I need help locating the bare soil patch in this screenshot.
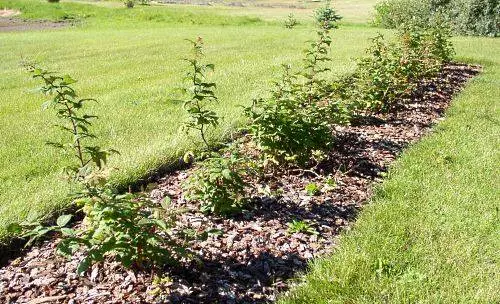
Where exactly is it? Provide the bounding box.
[0,17,69,32]
[0,9,20,17]
[156,0,309,9]
[0,64,480,303]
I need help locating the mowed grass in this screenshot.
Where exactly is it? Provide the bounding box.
[279,37,500,303]
[0,0,383,241]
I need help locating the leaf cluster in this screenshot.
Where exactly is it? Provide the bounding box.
[287,219,318,235]
[11,191,180,274]
[182,147,255,215]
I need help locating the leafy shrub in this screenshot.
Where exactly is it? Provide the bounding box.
[245,22,352,166]
[244,64,333,165]
[374,0,433,29]
[13,190,179,274]
[345,23,455,112]
[299,26,333,104]
[314,2,342,30]
[448,0,499,37]
[179,37,219,150]
[10,65,181,274]
[182,147,252,215]
[298,25,351,125]
[349,34,412,112]
[284,13,298,29]
[124,0,135,8]
[374,0,499,37]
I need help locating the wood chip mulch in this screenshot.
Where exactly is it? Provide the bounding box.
[0,63,480,304]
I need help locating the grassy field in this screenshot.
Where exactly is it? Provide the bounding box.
[279,37,500,303]
[0,0,383,241]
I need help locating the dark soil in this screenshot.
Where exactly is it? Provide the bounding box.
[0,63,480,304]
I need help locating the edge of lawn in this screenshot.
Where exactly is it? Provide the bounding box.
[278,57,500,303]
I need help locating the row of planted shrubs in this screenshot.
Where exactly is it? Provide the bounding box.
[374,0,499,37]
[9,9,455,274]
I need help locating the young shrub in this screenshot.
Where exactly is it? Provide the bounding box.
[424,19,455,63]
[15,190,179,274]
[124,0,135,8]
[70,189,179,272]
[179,37,219,151]
[350,34,411,112]
[299,26,333,104]
[244,64,333,165]
[10,65,181,274]
[23,64,117,182]
[314,2,342,30]
[284,13,299,29]
[397,21,455,81]
[297,23,350,125]
[245,21,351,166]
[348,22,455,113]
[182,147,252,215]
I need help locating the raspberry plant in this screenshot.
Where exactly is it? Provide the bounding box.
[345,23,455,113]
[180,37,219,151]
[299,26,333,104]
[9,65,182,274]
[23,64,117,181]
[182,146,253,215]
[245,21,350,166]
[244,64,332,165]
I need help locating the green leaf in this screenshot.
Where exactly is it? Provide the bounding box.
[61,228,76,236]
[161,197,172,209]
[7,223,22,234]
[222,169,232,180]
[56,214,72,227]
[62,75,77,85]
[77,256,92,275]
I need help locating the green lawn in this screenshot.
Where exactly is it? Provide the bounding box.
[0,0,382,242]
[279,36,500,303]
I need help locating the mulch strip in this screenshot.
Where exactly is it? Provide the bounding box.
[0,63,480,304]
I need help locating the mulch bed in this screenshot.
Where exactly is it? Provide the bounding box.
[0,63,480,304]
